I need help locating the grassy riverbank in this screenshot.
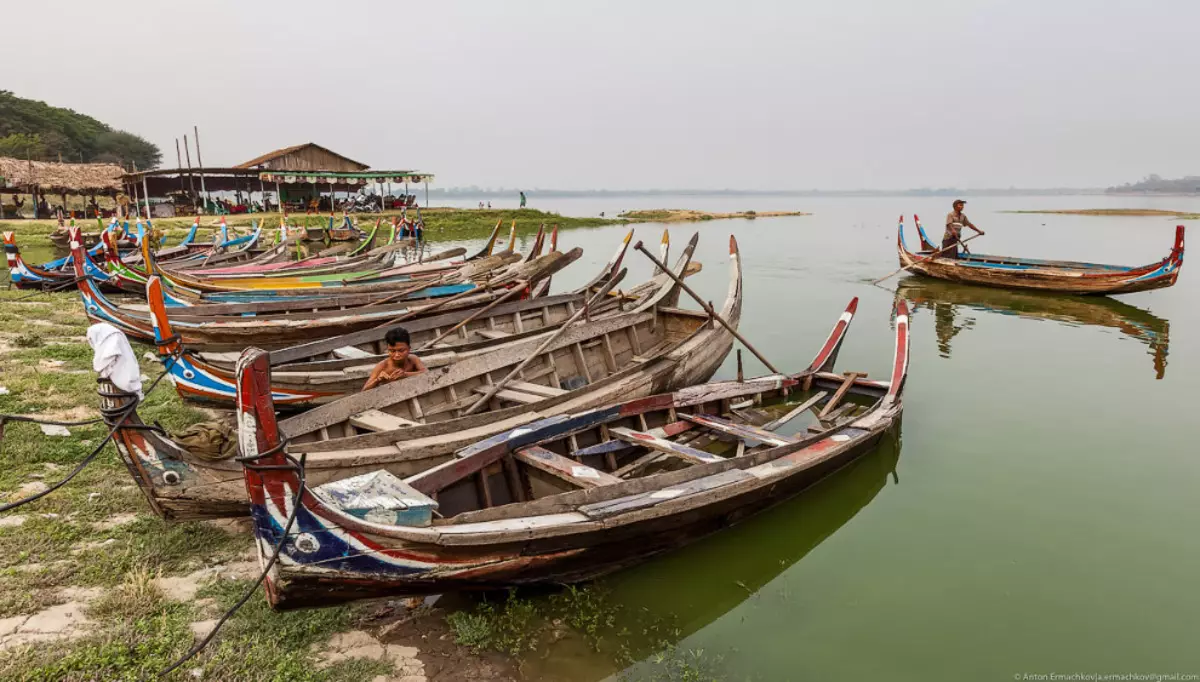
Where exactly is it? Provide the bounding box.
[1,205,810,251]
[0,288,523,680]
[0,277,708,681]
[0,208,622,244]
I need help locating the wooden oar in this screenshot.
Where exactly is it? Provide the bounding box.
[872,233,984,285]
[462,271,625,416]
[633,240,780,375]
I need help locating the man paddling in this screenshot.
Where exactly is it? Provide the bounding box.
[944,199,984,258]
[363,327,428,390]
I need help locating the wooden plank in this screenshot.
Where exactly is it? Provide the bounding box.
[809,404,856,432]
[515,445,621,488]
[762,391,828,430]
[631,339,672,363]
[818,373,865,419]
[506,381,566,397]
[474,329,512,340]
[579,469,752,519]
[608,427,724,465]
[349,409,419,432]
[614,451,666,478]
[678,413,796,447]
[574,439,634,458]
[332,346,375,360]
[472,386,544,405]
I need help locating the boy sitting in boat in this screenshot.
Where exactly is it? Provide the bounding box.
[363,328,428,390]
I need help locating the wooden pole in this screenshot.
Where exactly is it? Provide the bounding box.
[414,280,530,352]
[633,240,779,374]
[424,180,429,208]
[183,135,197,212]
[871,233,984,285]
[463,273,623,416]
[193,125,208,207]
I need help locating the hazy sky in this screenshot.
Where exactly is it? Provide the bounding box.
[4,0,1198,190]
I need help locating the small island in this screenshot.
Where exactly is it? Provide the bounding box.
[1002,208,1198,218]
[618,209,809,222]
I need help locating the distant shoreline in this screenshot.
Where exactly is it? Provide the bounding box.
[1002,208,1199,218]
[618,209,808,223]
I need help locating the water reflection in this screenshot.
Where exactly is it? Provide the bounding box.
[896,276,1171,379]
[529,434,902,681]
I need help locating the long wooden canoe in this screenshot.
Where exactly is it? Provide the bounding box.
[897,216,1184,295]
[229,297,907,607]
[74,242,573,350]
[98,234,740,520]
[146,233,690,408]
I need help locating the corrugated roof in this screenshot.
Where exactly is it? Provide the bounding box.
[234,143,368,170]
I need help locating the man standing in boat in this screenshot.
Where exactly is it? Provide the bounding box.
[944,199,984,258]
[363,328,428,390]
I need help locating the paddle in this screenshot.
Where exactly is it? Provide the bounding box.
[871,232,984,285]
[633,238,781,375]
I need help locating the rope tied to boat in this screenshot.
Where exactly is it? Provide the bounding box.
[0,351,182,513]
[3,275,88,302]
[159,440,307,678]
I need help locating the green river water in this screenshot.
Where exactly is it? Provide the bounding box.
[7,195,1198,681]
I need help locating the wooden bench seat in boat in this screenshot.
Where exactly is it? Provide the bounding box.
[350,409,420,432]
[678,413,796,447]
[608,427,725,464]
[514,445,621,488]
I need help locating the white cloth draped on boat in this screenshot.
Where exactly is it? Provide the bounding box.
[87,323,143,399]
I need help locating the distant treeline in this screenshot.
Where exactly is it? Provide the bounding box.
[1106,174,1200,195]
[0,91,161,170]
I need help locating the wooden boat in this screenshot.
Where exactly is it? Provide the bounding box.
[98,234,738,520]
[896,276,1171,379]
[897,216,1185,295]
[229,296,908,607]
[145,232,689,409]
[74,244,571,350]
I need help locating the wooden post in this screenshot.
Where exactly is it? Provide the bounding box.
[193,125,208,208]
[633,239,780,374]
[736,349,744,383]
[183,134,197,212]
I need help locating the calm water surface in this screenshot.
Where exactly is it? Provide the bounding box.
[7,195,1199,680]
[527,195,1200,681]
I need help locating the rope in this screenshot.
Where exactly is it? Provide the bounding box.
[2,275,86,303]
[0,352,180,513]
[158,440,306,678]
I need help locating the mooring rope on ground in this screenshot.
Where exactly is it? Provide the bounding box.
[0,350,181,513]
[158,442,307,678]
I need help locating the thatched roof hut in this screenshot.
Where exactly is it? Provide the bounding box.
[0,156,125,194]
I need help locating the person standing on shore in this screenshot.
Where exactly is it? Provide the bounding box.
[943,199,984,258]
[519,191,527,208]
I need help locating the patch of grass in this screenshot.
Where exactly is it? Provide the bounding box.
[549,585,619,652]
[191,578,390,681]
[621,645,727,682]
[447,590,542,658]
[87,567,165,622]
[13,331,44,348]
[0,590,196,681]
